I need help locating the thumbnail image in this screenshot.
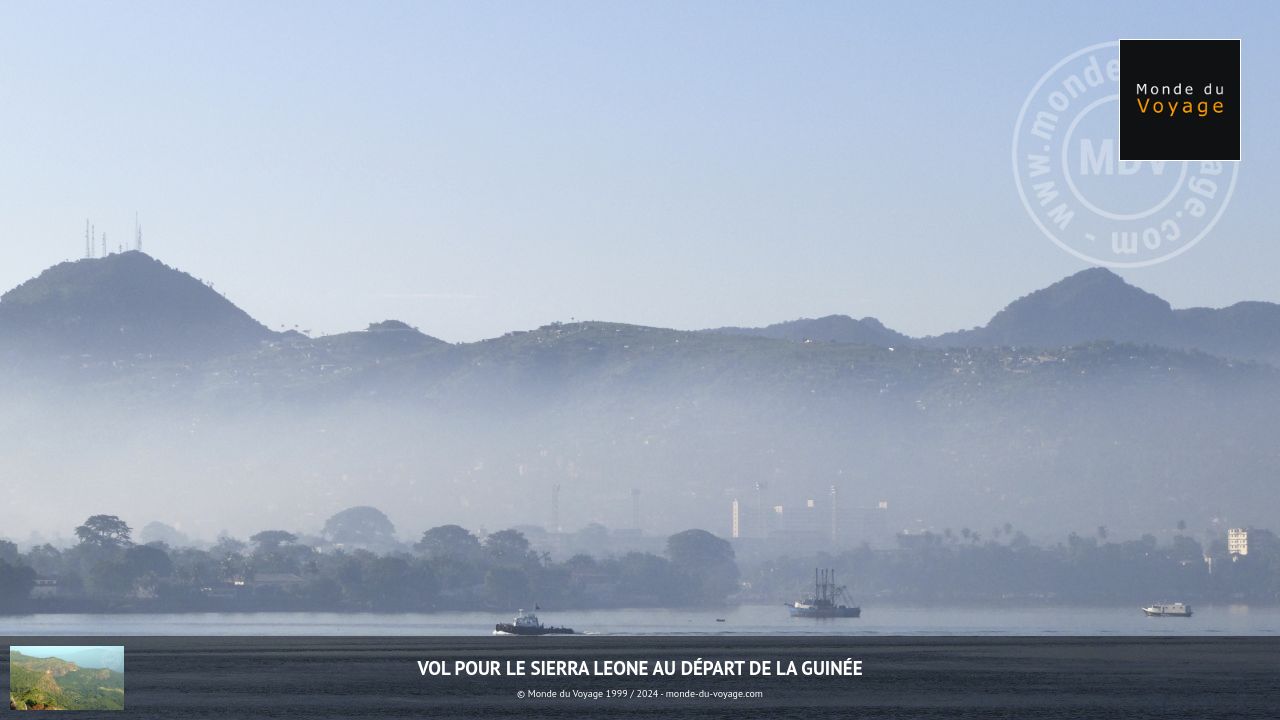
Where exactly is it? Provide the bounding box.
[9,646,124,711]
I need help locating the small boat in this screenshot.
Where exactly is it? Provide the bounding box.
[788,568,861,618]
[494,609,575,635]
[1143,602,1193,617]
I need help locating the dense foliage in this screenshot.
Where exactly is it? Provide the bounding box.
[6,512,1279,616]
[745,527,1280,604]
[0,513,740,613]
[9,651,124,711]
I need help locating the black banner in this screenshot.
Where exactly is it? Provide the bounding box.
[5,636,1278,719]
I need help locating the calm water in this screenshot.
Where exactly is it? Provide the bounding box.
[3,604,1278,636]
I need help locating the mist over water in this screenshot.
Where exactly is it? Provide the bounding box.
[3,254,1280,616]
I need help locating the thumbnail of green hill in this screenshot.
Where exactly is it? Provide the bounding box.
[9,650,124,711]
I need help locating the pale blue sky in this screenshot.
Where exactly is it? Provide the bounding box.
[12,645,124,672]
[0,1,1275,341]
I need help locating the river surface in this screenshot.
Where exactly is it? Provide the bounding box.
[3,603,1278,635]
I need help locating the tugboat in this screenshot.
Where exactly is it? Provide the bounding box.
[788,568,861,618]
[1142,602,1193,617]
[494,609,575,635]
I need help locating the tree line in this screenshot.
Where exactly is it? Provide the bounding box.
[0,507,739,613]
[744,527,1280,604]
[5,509,1278,613]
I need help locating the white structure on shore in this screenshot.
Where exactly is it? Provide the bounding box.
[1228,528,1249,556]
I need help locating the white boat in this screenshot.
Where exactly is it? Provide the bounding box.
[1142,602,1192,617]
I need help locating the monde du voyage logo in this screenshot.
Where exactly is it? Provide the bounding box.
[1013,40,1240,267]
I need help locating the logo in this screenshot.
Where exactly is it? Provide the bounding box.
[1013,42,1238,267]
[1119,39,1240,161]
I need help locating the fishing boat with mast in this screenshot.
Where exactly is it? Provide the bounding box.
[788,568,861,618]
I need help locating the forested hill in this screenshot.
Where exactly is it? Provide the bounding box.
[0,251,273,359]
[712,267,1280,366]
[9,651,124,711]
[1,253,1278,540]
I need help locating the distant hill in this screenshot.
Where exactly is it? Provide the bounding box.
[10,253,1280,365]
[9,650,124,711]
[923,268,1280,364]
[926,268,1176,349]
[311,320,448,357]
[708,315,913,347]
[21,314,1274,538]
[0,251,274,359]
[4,253,1280,539]
[711,269,1280,365]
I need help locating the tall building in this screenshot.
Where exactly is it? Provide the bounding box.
[1228,528,1249,556]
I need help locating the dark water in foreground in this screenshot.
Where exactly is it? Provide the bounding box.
[2,636,1276,719]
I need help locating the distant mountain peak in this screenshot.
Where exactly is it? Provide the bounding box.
[310,318,447,355]
[1033,266,1163,303]
[367,319,418,333]
[0,251,274,359]
[924,266,1176,350]
[1067,266,1123,281]
[988,268,1170,332]
[705,314,912,347]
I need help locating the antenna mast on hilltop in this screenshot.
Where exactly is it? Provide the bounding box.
[84,219,92,258]
[135,212,142,252]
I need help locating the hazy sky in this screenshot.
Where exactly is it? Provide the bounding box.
[1,1,1275,342]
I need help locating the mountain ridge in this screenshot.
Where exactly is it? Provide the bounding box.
[1,253,1279,540]
[710,268,1280,365]
[707,314,914,348]
[6,254,1280,365]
